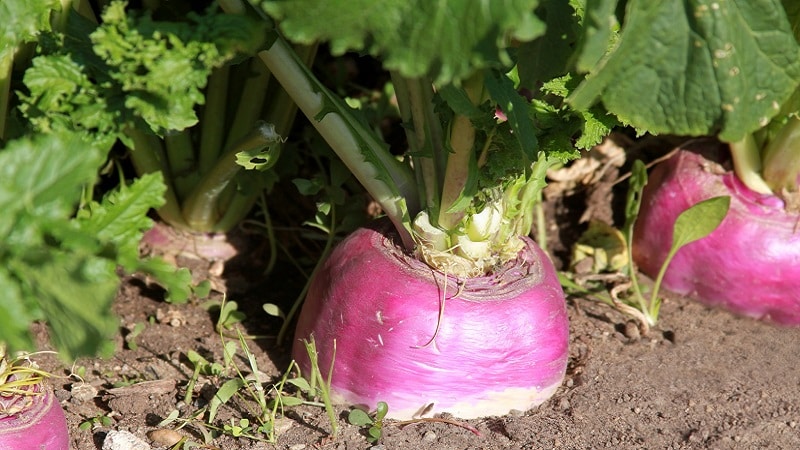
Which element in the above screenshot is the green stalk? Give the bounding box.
[258,36,418,249]
[198,65,231,176]
[181,123,280,231]
[762,116,800,192]
[729,134,772,194]
[211,172,261,232]
[391,74,444,216]
[0,50,12,142]
[437,73,485,230]
[225,58,272,152]
[125,128,189,229]
[164,130,198,201]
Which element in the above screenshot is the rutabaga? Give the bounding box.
[633,143,800,325]
[292,220,569,419]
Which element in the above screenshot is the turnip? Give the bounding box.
[292,220,569,419]
[564,2,800,325]
[0,347,69,450]
[244,0,597,418]
[632,143,800,325]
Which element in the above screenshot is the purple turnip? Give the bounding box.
[292,220,569,419]
[0,374,69,450]
[633,143,800,325]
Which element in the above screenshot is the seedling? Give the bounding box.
[348,401,389,443]
[563,160,730,332]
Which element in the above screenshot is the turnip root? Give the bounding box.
[0,384,69,450]
[633,143,800,325]
[292,220,569,419]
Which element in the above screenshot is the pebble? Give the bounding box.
[70,383,98,403]
[422,430,437,441]
[146,429,183,446]
[102,430,151,450]
[623,321,640,341]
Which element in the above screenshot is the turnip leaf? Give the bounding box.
[259,0,545,85]
[0,270,35,352]
[0,0,58,48]
[570,0,800,142]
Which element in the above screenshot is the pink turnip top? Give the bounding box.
[0,386,69,450]
[633,144,800,325]
[293,220,569,418]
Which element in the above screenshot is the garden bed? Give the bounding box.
[34,143,800,449]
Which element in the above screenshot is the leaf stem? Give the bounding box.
[125,128,189,229]
[164,130,198,201]
[438,72,484,230]
[0,51,12,142]
[729,134,772,194]
[181,123,278,231]
[257,35,418,249]
[199,65,231,176]
[762,116,800,192]
[391,74,444,216]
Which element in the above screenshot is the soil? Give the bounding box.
[34,135,800,450]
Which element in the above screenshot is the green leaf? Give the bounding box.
[517,0,582,86]
[0,0,58,47]
[286,377,312,394]
[347,408,373,426]
[623,159,648,237]
[208,378,246,423]
[77,172,166,269]
[375,401,389,420]
[135,259,194,303]
[0,133,104,239]
[570,0,800,141]
[0,269,35,351]
[11,251,119,359]
[574,0,619,73]
[260,0,545,85]
[484,70,538,162]
[262,303,285,320]
[671,196,731,250]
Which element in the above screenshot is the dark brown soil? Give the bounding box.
[34,136,800,450]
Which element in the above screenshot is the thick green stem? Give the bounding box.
[181,123,279,231]
[437,72,485,230]
[391,74,444,217]
[729,135,772,194]
[199,65,231,175]
[762,116,800,192]
[165,130,198,201]
[225,58,272,152]
[0,50,12,143]
[125,128,188,229]
[258,36,418,249]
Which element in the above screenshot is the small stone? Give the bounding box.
[422,430,437,441]
[70,383,98,403]
[147,429,183,446]
[155,308,186,327]
[623,321,640,341]
[288,445,307,450]
[102,430,151,450]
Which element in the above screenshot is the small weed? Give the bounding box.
[348,401,388,443]
[79,414,113,430]
[124,322,146,350]
[562,160,730,333]
[159,301,341,445]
